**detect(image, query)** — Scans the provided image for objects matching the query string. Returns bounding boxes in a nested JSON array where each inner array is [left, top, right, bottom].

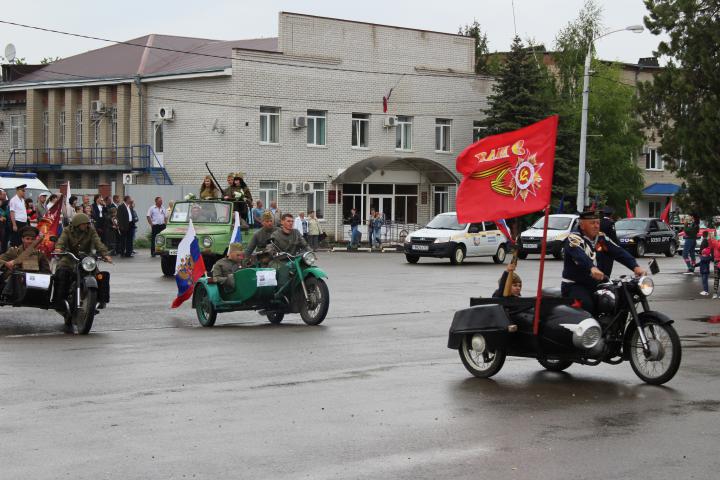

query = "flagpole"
[[532, 205, 551, 335]]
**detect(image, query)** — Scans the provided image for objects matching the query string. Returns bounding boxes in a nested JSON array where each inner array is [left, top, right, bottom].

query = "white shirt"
[[9, 195, 27, 223], [147, 205, 167, 225]]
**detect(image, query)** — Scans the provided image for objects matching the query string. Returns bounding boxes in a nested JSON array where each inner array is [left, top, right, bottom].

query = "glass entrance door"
[[368, 195, 393, 222]]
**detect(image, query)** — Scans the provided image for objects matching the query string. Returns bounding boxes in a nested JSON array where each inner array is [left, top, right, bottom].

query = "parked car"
[[0, 171, 51, 203], [518, 214, 579, 260], [404, 212, 508, 265], [615, 217, 678, 257]]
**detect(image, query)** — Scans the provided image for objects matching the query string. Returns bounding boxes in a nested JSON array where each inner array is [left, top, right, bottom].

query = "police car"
[[615, 217, 678, 257], [518, 213, 579, 260], [403, 212, 509, 265], [0, 171, 51, 202]]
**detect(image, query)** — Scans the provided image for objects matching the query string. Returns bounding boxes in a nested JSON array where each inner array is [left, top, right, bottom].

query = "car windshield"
[[426, 214, 467, 231], [616, 219, 649, 231], [171, 202, 231, 224], [531, 216, 573, 230]]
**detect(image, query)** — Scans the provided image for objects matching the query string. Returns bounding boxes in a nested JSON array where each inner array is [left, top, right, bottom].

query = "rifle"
[[502, 239, 520, 297], [1, 235, 44, 279], [205, 162, 226, 197]]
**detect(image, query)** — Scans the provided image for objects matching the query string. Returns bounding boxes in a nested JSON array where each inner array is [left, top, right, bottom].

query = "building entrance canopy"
[[333, 156, 459, 184]]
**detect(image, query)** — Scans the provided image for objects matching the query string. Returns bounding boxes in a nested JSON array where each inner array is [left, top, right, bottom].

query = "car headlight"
[[638, 276, 654, 296], [155, 235, 165, 246], [81, 256, 97, 272], [202, 236, 213, 248], [404, 236, 413, 244], [302, 251, 317, 266], [434, 237, 450, 244]]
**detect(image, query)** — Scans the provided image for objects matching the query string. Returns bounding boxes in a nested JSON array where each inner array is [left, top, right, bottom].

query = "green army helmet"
[[71, 213, 91, 227]]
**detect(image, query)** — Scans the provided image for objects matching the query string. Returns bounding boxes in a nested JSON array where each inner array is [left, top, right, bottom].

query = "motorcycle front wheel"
[[71, 283, 96, 335], [299, 277, 329, 325], [628, 321, 681, 385], [458, 334, 506, 378]]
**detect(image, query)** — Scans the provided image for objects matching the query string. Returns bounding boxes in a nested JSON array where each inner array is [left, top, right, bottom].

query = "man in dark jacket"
[[116, 196, 133, 257], [598, 206, 619, 275]]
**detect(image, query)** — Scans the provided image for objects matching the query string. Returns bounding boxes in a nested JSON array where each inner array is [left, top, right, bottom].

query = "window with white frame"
[[259, 180, 279, 208], [473, 120, 485, 143], [648, 200, 662, 217], [10, 114, 26, 149], [396, 115, 413, 150], [645, 147, 663, 170], [351, 113, 369, 148], [433, 185, 450, 215], [307, 110, 326, 146], [58, 111, 66, 148], [306, 182, 325, 219], [260, 106, 280, 144], [153, 122, 164, 154], [435, 118, 451, 152], [75, 109, 83, 151], [43, 111, 49, 149]]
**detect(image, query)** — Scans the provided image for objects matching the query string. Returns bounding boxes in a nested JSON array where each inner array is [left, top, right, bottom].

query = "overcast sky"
[[1, 0, 662, 65]]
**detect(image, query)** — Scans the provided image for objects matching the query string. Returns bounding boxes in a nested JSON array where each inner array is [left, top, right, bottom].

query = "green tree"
[[636, 0, 720, 219], [459, 20, 493, 75], [40, 56, 62, 64]]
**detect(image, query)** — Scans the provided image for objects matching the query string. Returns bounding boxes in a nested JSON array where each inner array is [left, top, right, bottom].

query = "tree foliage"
[[459, 20, 493, 75], [636, 0, 720, 219]]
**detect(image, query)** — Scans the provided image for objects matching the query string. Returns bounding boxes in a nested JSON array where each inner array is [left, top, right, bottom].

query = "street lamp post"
[[576, 25, 644, 213]]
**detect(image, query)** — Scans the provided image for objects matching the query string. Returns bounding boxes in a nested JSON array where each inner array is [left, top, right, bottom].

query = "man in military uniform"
[[0, 226, 51, 302], [209, 243, 244, 293], [244, 211, 278, 258], [561, 209, 645, 312], [269, 213, 309, 287], [52, 213, 112, 311]]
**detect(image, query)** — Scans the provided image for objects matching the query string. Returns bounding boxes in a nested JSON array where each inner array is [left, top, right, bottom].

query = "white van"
[[518, 213, 579, 259], [404, 212, 509, 265], [0, 172, 51, 203]]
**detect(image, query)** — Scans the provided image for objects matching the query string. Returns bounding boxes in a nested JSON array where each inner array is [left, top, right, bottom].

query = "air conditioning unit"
[[383, 115, 397, 128], [158, 106, 174, 121], [122, 173, 137, 185], [282, 181, 297, 194], [302, 181, 315, 194], [91, 100, 105, 114], [292, 116, 307, 129]]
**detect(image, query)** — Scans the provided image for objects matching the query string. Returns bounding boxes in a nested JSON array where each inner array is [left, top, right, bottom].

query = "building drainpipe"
[[334, 181, 339, 243], [134, 75, 144, 168]]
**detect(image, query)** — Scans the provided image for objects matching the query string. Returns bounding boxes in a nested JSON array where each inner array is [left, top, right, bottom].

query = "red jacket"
[[708, 236, 720, 262]]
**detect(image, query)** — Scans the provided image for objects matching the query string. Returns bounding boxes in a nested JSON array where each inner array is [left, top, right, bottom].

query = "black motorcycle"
[[448, 275, 681, 385]]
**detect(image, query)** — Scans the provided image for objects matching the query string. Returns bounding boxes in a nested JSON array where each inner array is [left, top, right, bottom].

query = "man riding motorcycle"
[[561, 209, 645, 312], [52, 213, 113, 311], [269, 213, 309, 286]]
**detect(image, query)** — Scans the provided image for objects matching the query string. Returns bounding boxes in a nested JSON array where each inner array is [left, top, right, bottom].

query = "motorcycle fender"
[[302, 267, 328, 280], [622, 311, 674, 359], [82, 276, 98, 289], [192, 281, 222, 308], [448, 304, 510, 350]]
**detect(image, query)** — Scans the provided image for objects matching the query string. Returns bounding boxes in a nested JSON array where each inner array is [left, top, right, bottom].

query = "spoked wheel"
[[194, 284, 217, 327], [266, 312, 285, 324], [628, 321, 681, 385], [71, 283, 96, 335], [538, 358, 573, 372], [450, 246, 465, 265], [299, 277, 330, 325], [458, 334, 506, 378], [492, 245, 507, 264]]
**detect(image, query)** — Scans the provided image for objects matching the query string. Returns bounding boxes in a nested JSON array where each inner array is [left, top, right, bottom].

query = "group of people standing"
[[83, 194, 140, 258], [347, 208, 385, 249], [680, 215, 720, 298]]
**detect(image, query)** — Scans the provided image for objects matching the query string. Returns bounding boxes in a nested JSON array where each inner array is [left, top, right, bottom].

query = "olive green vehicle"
[[155, 200, 242, 276]]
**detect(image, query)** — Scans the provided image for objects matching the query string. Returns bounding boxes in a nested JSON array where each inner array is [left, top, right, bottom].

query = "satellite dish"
[[4, 43, 16, 63]]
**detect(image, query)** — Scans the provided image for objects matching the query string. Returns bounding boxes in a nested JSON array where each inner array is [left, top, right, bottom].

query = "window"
[[307, 110, 326, 146], [43, 111, 49, 149], [342, 183, 362, 223], [153, 122, 164, 154], [435, 118, 451, 152], [58, 111, 66, 148], [259, 181, 279, 208], [111, 107, 117, 149], [645, 147, 663, 170], [473, 121, 485, 142], [351, 113, 369, 148], [260, 106, 280, 144], [75, 109, 83, 151], [648, 201, 662, 218], [395, 185, 418, 224], [307, 182, 326, 219], [396, 116, 412, 150], [10, 114, 26, 149], [433, 185, 449, 215]]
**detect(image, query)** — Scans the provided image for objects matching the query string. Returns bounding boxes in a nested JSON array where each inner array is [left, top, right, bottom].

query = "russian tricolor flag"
[[496, 218, 514, 245], [171, 219, 207, 308], [230, 211, 242, 244]]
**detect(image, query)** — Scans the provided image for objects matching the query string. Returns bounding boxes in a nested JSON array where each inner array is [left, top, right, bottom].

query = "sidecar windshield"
[[171, 202, 231, 224]]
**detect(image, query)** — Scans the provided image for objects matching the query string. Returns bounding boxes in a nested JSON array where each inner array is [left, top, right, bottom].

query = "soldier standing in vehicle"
[[210, 243, 244, 293]]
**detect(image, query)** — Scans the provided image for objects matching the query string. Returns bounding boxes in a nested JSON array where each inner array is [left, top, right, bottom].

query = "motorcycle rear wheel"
[[538, 358, 573, 372], [194, 284, 217, 327], [71, 284, 96, 335], [459, 334, 506, 378], [628, 321, 681, 385], [299, 277, 329, 325]]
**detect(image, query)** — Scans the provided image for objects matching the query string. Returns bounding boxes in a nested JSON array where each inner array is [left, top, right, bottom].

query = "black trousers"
[[561, 282, 595, 315], [150, 224, 166, 256], [11, 221, 27, 247]]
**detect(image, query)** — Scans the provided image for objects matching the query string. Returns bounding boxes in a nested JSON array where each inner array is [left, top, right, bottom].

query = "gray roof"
[[7, 34, 278, 85]]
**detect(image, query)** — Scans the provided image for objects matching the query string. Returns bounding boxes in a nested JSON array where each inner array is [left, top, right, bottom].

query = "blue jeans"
[[350, 226, 360, 246], [701, 273, 709, 292], [373, 227, 382, 246], [682, 239, 697, 271]]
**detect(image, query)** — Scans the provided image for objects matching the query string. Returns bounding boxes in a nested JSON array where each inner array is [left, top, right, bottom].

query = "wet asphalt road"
[[1, 251, 719, 479]]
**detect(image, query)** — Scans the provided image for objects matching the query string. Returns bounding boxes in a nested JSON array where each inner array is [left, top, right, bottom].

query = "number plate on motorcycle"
[[168, 250, 178, 256], [412, 245, 429, 251], [256, 270, 277, 287], [26, 273, 51, 289]]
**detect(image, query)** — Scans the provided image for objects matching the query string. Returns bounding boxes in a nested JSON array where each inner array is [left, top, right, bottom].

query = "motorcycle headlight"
[[155, 235, 165, 246], [638, 276, 654, 296], [202, 236, 213, 248], [434, 237, 450, 244], [302, 251, 317, 266], [81, 256, 97, 272]]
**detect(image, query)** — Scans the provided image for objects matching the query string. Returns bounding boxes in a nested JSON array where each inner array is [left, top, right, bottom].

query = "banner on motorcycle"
[[455, 115, 559, 222], [171, 219, 206, 308], [36, 195, 65, 256]]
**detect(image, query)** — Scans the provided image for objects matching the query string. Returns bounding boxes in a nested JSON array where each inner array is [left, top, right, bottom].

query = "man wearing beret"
[[210, 243, 244, 293], [561, 209, 645, 312], [0, 226, 51, 302]]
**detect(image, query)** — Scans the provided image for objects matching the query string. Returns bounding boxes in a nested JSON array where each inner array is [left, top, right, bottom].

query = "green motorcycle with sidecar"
[[191, 249, 329, 326]]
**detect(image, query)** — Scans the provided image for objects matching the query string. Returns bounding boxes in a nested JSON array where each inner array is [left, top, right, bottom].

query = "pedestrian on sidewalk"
[[147, 196, 167, 257], [307, 211, 321, 251], [699, 247, 712, 296], [708, 228, 720, 298], [372, 211, 384, 249], [348, 208, 361, 249], [367, 207, 376, 247], [681, 214, 700, 274]]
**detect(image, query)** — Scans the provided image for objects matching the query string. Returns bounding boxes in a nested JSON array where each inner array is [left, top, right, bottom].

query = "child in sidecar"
[[209, 243, 244, 293], [0, 226, 51, 304], [492, 263, 522, 298]]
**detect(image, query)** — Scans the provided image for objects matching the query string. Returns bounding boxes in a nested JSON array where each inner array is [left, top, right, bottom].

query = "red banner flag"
[[36, 195, 64, 257], [456, 115, 559, 222], [625, 199, 634, 218], [660, 198, 672, 223]]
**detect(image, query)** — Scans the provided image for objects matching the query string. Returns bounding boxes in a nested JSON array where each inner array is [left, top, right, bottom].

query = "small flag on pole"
[[496, 219, 514, 244], [230, 211, 243, 244], [171, 219, 206, 308]]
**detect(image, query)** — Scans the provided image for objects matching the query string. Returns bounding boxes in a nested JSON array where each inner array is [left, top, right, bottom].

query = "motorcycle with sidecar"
[[192, 249, 329, 326], [448, 274, 681, 385]]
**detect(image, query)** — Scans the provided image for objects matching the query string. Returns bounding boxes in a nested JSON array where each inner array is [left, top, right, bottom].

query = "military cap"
[[16, 184, 27, 190], [228, 242, 243, 253], [578, 209, 601, 220], [261, 210, 274, 221], [20, 226, 39, 238]]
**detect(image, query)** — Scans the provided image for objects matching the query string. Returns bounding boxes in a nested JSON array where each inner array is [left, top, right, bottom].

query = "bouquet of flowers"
[[233, 190, 245, 201], [184, 193, 197, 201]]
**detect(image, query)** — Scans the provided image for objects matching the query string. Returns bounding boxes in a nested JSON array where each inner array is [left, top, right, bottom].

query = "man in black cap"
[[561, 209, 645, 312]]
